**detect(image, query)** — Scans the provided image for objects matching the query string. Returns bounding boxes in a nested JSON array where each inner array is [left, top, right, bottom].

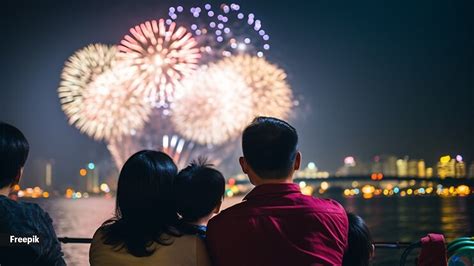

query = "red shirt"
[[207, 183, 348, 266]]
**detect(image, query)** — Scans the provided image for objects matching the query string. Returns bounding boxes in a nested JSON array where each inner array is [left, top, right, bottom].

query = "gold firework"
[[221, 54, 293, 119], [61, 64, 152, 141], [171, 62, 254, 145], [58, 43, 117, 108], [118, 19, 201, 107]]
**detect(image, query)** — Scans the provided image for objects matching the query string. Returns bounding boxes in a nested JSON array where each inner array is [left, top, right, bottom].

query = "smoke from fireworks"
[[106, 110, 237, 170], [221, 54, 293, 119], [63, 64, 152, 141], [118, 19, 201, 107], [171, 62, 253, 145]]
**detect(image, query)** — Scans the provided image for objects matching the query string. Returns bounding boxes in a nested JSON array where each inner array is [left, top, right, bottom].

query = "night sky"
[[1, 0, 473, 186]]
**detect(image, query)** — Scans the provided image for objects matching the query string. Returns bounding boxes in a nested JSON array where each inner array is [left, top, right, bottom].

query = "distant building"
[[336, 156, 369, 176], [370, 155, 395, 176], [84, 163, 100, 193], [437, 156, 450, 178], [417, 160, 426, 178], [371, 160, 382, 175], [437, 155, 460, 178], [45, 162, 53, 187], [426, 167, 434, 178], [455, 159, 466, 178], [396, 157, 408, 177], [28, 159, 54, 189], [295, 162, 330, 178], [447, 159, 456, 177], [407, 160, 418, 177], [468, 162, 474, 178], [382, 156, 398, 177]]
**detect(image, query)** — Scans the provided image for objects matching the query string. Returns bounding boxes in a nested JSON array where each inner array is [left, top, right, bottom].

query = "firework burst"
[[221, 54, 293, 119], [166, 3, 270, 62], [62, 65, 152, 141], [118, 19, 201, 107], [171, 61, 253, 145], [58, 43, 117, 107]]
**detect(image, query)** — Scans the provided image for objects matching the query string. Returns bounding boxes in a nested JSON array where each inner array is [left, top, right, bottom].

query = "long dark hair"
[[101, 150, 180, 257], [343, 213, 374, 266]]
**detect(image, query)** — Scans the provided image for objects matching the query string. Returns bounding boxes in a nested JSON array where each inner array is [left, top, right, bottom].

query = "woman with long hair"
[[89, 150, 211, 265]]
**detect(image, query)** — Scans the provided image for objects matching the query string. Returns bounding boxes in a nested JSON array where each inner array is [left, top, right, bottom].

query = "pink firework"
[[118, 19, 201, 107]]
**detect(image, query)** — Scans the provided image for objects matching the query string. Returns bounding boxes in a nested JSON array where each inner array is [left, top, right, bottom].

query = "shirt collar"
[[244, 183, 301, 200]]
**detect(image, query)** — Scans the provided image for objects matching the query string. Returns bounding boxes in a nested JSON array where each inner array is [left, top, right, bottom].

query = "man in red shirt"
[[207, 117, 348, 266]]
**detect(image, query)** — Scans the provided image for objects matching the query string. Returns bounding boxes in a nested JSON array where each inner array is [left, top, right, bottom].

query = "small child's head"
[[174, 158, 225, 224], [343, 213, 374, 266]]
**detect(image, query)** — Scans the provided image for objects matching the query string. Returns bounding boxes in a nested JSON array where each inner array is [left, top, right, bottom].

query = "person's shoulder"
[[208, 200, 249, 226], [24, 201, 50, 217], [175, 234, 205, 245], [305, 195, 346, 214], [90, 225, 122, 265], [1, 197, 51, 225], [91, 225, 110, 246], [164, 234, 205, 255], [0, 196, 39, 213], [90, 225, 113, 262], [171, 235, 211, 266], [92, 226, 106, 239]]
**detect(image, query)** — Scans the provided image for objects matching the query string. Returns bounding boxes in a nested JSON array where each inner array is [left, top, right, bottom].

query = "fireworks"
[[171, 62, 253, 145], [64, 65, 152, 141], [58, 4, 294, 173], [221, 54, 293, 119], [166, 3, 270, 61], [118, 19, 201, 107], [58, 43, 117, 110]]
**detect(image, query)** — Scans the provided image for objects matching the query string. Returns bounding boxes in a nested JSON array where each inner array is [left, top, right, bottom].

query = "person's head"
[[0, 122, 29, 190], [103, 150, 179, 257], [239, 116, 301, 185], [174, 158, 225, 224], [343, 213, 374, 266]]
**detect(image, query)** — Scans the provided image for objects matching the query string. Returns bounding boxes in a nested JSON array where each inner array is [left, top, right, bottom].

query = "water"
[[27, 196, 474, 265], [340, 195, 474, 265]]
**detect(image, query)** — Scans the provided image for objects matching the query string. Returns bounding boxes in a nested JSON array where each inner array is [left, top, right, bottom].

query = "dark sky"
[[1, 0, 473, 185]]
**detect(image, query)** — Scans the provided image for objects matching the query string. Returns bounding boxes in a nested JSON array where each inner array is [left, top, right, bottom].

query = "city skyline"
[[14, 152, 474, 201], [18, 152, 474, 193]]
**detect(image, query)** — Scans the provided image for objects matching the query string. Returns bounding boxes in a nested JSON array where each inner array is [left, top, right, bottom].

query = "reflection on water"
[[340, 195, 474, 265], [29, 196, 474, 265], [32, 197, 115, 265]]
